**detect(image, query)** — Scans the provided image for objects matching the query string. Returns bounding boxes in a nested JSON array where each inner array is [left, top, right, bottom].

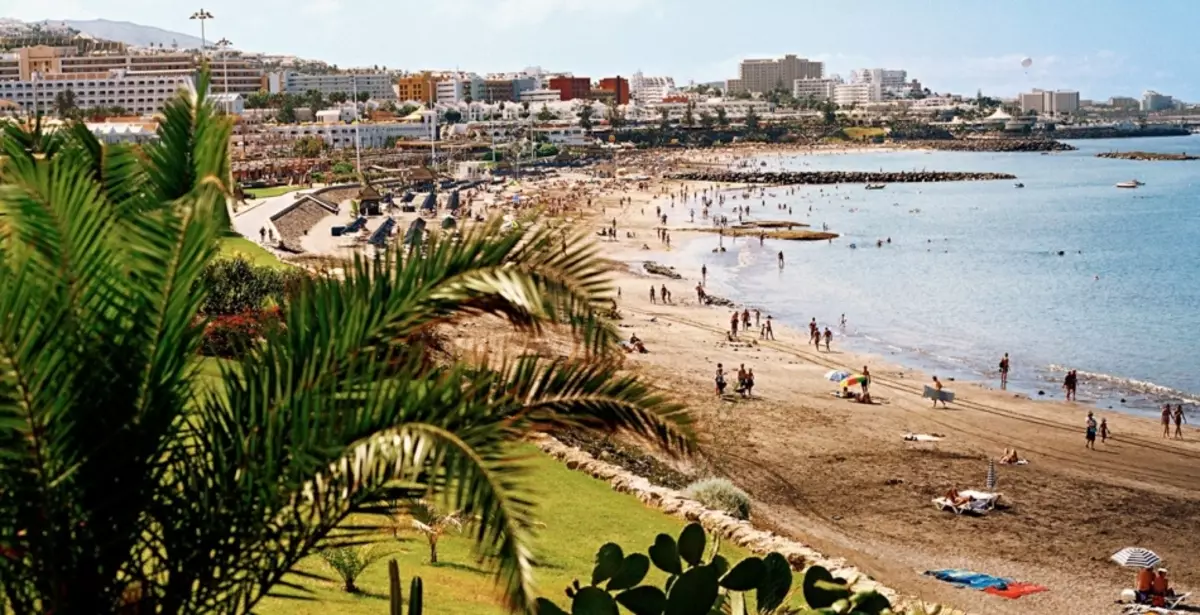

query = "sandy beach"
[[257, 145, 1200, 615], [580, 169, 1200, 615]]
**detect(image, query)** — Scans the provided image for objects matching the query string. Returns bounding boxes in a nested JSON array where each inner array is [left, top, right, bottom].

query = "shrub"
[[320, 545, 384, 593], [200, 308, 282, 358], [684, 478, 751, 520], [201, 257, 306, 316]]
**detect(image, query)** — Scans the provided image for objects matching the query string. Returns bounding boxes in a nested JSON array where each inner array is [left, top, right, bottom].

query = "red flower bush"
[[200, 307, 283, 358]]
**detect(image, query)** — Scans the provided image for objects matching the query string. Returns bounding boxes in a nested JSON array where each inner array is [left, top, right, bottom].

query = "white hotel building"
[[263, 115, 435, 149], [792, 77, 842, 102], [268, 71, 396, 100], [629, 71, 675, 103], [0, 69, 194, 116], [833, 82, 883, 106]]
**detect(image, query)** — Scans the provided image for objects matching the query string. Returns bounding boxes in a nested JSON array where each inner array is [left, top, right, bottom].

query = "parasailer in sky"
[[1021, 57, 1033, 75]]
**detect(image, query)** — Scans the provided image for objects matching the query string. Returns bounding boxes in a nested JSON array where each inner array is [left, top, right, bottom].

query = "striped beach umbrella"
[[986, 459, 997, 490], [1111, 547, 1162, 569]]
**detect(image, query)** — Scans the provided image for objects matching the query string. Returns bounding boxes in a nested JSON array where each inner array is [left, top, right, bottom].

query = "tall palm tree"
[[0, 73, 690, 614]]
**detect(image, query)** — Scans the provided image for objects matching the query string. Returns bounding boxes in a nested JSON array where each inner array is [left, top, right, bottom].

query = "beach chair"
[[932, 497, 990, 516]]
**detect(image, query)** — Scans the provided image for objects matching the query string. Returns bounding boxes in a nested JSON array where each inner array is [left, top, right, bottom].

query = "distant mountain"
[[39, 19, 205, 50]]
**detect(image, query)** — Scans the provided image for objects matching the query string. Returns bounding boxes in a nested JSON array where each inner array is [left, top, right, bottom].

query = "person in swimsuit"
[[1100, 418, 1110, 443], [1085, 411, 1097, 450], [714, 363, 727, 396], [1174, 404, 1187, 439], [823, 327, 833, 351], [729, 312, 739, 337], [998, 353, 1010, 390], [1162, 404, 1172, 438], [931, 376, 948, 408], [1064, 370, 1077, 401]]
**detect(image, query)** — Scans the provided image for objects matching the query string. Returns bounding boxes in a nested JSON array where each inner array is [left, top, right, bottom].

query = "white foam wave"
[[1047, 364, 1200, 405]]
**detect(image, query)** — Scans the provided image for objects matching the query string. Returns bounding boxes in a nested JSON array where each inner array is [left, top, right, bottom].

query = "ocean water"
[[664, 135, 1200, 417]]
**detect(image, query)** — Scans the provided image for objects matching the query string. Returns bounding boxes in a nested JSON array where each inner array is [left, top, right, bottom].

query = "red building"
[[597, 77, 630, 105], [549, 76, 592, 101]]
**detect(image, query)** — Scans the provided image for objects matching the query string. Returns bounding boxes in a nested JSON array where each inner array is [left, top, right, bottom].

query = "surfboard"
[[923, 386, 955, 403]]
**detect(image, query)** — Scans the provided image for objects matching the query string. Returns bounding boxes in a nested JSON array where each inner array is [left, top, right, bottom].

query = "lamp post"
[[189, 9, 214, 57], [215, 38, 232, 113]]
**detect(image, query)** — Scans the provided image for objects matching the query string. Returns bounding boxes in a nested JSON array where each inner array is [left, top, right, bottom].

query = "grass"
[[246, 185, 303, 200], [217, 235, 289, 269], [841, 127, 886, 141], [253, 447, 768, 615]]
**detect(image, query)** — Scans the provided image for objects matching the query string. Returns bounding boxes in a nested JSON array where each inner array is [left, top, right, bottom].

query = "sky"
[[5, 0, 1198, 101]]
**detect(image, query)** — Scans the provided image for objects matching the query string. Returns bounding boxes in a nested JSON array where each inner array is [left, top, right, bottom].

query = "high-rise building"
[[597, 77, 630, 105], [548, 76, 591, 101], [731, 54, 823, 94], [270, 71, 395, 99], [833, 82, 882, 106], [395, 72, 436, 104], [793, 77, 842, 102], [629, 71, 675, 103], [1018, 89, 1080, 114], [1107, 96, 1139, 109], [1142, 90, 1174, 112]]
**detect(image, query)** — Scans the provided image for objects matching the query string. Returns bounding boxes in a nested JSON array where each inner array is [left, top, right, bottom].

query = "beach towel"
[[984, 582, 1049, 599]]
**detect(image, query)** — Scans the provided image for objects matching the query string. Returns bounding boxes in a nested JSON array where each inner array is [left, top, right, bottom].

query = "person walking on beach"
[[754, 309, 761, 329], [861, 365, 871, 396], [661, 284, 670, 304], [1063, 370, 1078, 401], [931, 376, 948, 408], [742, 309, 751, 330], [730, 312, 739, 337], [1100, 418, 1110, 443], [840, 313, 847, 328], [701, 264, 707, 285], [1162, 404, 1172, 438], [823, 327, 833, 351], [1174, 404, 1187, 439], [998, 353, 1011, 390], [714, 363, 727, 396], [649, 285, 656, 304], [764, 316, 775, 340], [1085, 412, 1098, 450], [778, 251, 784, 269]]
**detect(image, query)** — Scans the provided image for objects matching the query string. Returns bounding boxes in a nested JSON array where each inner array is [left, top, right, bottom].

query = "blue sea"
[[664, 135, 1200, 417]]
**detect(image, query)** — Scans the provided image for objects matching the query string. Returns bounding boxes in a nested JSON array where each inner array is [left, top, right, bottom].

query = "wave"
[[1047, 364, 1200, 406]]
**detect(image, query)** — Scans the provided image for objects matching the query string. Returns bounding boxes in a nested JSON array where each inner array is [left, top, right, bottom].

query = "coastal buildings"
[[792, 77, 842, 102], [850, 68, 908, 90], [596, 77, 630, 105], [268, 71, 395, 99], [0, 68, 195, 115], [629, 72, 675, 103], [519, 88, 561, 103], [395, 72, 436, 104], [833, 82, 882, 106], [548, 76, 591, 101], [436, 74, 485, 104], [1107, 96, 1140, 110], [263, 116, 433, 149], [1142, 90, 1174, 112], [728, 54, 823, 95], [1018, 89, 1080, 114]]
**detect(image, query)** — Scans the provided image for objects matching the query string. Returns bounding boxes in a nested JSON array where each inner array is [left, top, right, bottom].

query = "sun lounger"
[[932, 497, 990, 515]]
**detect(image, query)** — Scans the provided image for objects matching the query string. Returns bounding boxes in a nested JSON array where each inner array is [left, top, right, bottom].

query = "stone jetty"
[[900, 138, 1075, 152], [643, 261, 682, 279], [671, 169, 1016, 185], [1097, 151, 1198, 161]]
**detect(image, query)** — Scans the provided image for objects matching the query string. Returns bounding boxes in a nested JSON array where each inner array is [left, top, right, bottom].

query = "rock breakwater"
[[900, 139, 1075, 152], [671, 169, 1016, 185], [1097, 151, 1198, 161]]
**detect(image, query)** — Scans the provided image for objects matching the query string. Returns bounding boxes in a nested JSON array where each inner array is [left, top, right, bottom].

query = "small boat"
[[1115, 181, 1139, 189], [1014, 182, 1025, 188], [865, 184, 886, 190]]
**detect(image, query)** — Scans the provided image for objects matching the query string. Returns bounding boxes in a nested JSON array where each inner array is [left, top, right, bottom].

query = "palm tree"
[[406, 500, 465, 564], [0, 72, 689, 615]]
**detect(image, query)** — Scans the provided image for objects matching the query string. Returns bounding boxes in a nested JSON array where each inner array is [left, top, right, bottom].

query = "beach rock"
[[1096, 151, 1198, 161], [898, 138, 1075, 153], [702, 294, 735, 307], [670, 169, 1018, 185], [643, 261, 682, 279]]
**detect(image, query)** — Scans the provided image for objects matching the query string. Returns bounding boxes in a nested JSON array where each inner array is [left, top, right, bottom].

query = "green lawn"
[[841, 127, 886, 140], [253, 448, 765, 615], [246, 185, 303, 200], [217, 236, 288, 269]]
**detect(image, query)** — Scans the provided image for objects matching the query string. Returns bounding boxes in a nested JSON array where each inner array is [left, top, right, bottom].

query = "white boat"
[[1115, 181, 1139, 189]]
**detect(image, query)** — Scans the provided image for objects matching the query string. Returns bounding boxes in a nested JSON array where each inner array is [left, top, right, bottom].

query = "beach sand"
[[584, 174, 1200, 615], [279, 148, 1200, 615]]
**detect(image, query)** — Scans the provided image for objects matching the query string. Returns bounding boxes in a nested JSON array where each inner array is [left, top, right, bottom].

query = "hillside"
[[39, 18, 204, 49]]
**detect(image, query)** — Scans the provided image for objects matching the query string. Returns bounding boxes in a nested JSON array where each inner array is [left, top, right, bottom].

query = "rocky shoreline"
[[897, 138, 1076, 152], [671, 169, 1016, 185], [1096, 151, 1198, 161]]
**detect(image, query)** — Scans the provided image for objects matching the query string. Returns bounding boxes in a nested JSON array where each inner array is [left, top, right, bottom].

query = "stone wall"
[[532, 435, 921, 608], [271, 199, 333, 253]]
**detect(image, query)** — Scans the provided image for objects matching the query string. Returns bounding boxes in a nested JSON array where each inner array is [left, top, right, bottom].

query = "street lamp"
[[189, 9, 214, 56], [215, 37, 232, 113]]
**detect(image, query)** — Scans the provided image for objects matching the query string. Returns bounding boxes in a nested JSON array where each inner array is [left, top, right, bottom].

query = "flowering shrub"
[[200, 308, 282, 358]]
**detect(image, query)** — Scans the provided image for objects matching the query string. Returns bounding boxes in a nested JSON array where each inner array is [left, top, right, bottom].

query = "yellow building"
[[395, 72, 435, 105]]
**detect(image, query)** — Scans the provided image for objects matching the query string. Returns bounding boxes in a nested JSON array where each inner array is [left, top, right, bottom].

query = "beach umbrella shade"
[[839, 375, 868, 388], [825, 370, 852, 382], [1111, 547, 1161, 568]]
